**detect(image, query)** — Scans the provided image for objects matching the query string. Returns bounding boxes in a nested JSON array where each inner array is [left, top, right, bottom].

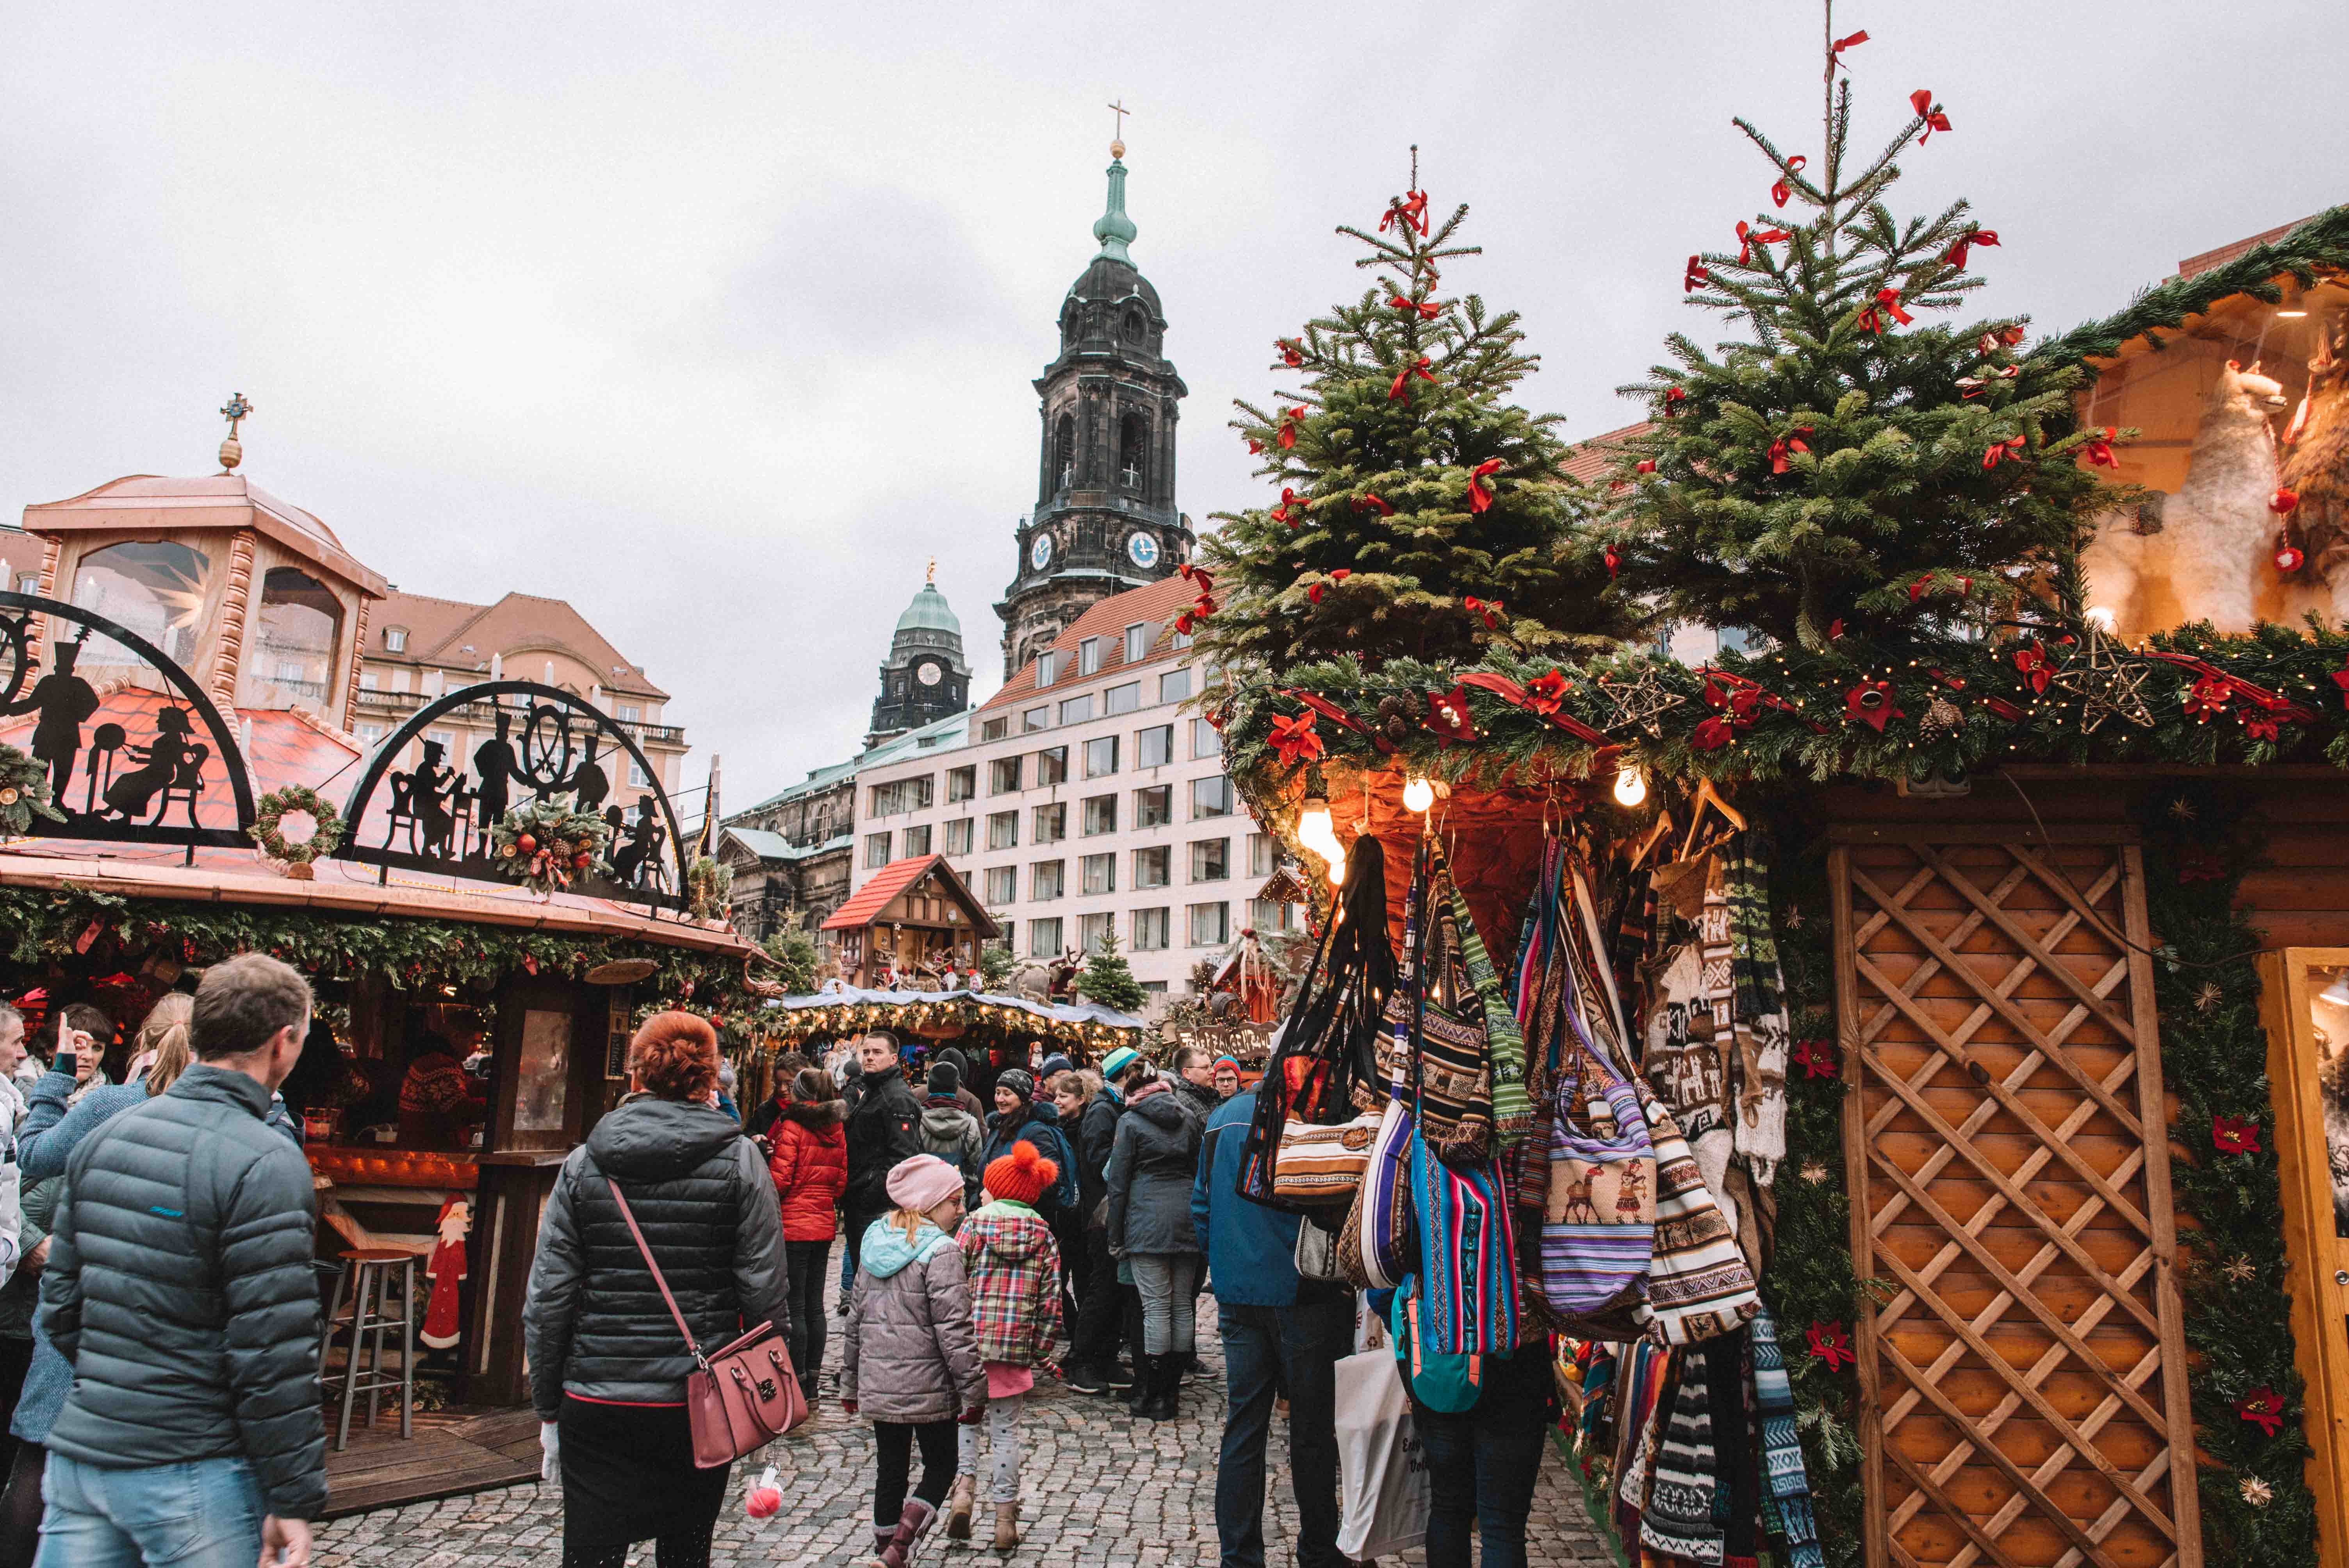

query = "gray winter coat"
[[41, 1065, 325, 1518], [840, 1217, 984, 1423], [918, 1101, 984, 1199], [523, 1095, 790, 1419], [1104, 1082, 1202, 1257]]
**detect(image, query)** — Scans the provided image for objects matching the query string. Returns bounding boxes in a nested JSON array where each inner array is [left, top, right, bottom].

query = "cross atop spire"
[[1107, 98, 1131, 159], [217, 392, 254, 473]]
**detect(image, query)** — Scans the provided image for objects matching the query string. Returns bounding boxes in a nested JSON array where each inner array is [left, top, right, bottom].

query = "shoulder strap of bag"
[[605, 1176, 708, 1369]]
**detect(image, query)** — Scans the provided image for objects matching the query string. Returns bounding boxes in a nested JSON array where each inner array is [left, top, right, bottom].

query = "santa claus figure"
[[420, 1197, 471, 1351]]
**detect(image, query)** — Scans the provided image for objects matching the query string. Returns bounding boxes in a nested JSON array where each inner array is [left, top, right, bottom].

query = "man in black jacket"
[[840, 1031, 921, 1283], [41, 953, 323, 1568]]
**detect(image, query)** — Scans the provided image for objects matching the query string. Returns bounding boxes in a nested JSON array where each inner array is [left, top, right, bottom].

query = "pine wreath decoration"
[[487, 798, 613, 898], [248, 784, 346, 873], [0, 745, 66, 836]]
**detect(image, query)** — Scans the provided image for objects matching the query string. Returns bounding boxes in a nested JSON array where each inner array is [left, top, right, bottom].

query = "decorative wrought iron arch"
[[0, 589, 258, 859], [333, 679, 688, 911]]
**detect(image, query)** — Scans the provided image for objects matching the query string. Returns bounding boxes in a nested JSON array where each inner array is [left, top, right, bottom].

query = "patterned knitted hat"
[[983, 1140, 1060, 1207], [995, 1067, 1035, 1103]]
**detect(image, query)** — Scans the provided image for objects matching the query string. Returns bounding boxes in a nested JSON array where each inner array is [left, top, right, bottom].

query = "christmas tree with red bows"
[[1191, 156, 1629, 681], [1604, 29, 2120, 651]]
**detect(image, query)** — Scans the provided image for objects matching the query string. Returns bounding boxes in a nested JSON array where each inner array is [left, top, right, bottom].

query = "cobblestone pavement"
[[317, 1296, 1614, 1568]]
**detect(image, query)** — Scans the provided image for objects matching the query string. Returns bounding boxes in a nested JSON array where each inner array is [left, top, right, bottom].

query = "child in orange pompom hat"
[[947, 1142, 1064, 1550]]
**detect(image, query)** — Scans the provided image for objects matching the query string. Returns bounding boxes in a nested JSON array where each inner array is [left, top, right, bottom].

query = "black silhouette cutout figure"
[[569, 732, 611, 816], [471, 711, 519, 828], [27, 638, 100, 805], [411, 741, 464, 859], [103, 707, 204, 821], [612, 798, 665, 887], [81, 723, 127, 815]]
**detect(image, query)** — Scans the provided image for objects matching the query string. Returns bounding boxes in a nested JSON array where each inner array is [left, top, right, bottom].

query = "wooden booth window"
[[1830, 826, 2200, 1568]]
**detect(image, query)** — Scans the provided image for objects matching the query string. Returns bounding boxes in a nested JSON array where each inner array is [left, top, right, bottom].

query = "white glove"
[[539, 1421, 559, 1482]]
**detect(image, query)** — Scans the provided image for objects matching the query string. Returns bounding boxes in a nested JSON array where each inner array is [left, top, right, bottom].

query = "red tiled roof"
[[2178, 218, 2320, 280], [979, 575, 1199, 715], [372, 590, 668, 700], [1562, 421, 1653, 483]]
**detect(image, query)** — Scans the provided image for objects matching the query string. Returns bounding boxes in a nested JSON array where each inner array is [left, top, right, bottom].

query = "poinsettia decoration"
[[1793, 1039, 1839, 1080], [1266, 711, 1323, 769], [1805, 1320, 1856, 1372], [2212, 1114, 2262, 1155], [2236, 1386, 2285, 1437]]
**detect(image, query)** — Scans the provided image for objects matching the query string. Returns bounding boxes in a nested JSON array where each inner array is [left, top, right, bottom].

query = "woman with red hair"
[[523, 1011, 789, 1568]]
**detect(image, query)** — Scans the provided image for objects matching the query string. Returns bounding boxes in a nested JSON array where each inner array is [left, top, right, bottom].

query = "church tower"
[[995, 138, 1191, 679], [868, 567, 971, 749]]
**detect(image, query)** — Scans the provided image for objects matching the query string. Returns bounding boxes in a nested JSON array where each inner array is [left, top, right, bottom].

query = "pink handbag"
[[607, 1178, 808, 1466]]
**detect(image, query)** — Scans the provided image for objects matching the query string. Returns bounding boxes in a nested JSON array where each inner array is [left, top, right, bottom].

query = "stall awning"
[[770, 984, 1142, 1034]]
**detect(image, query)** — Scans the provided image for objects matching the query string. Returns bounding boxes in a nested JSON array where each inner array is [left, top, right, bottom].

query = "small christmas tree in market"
[[1603, 31, 2119, 651], [1075, 930, 1147, 1015], [1191, 151, 1630, 684]]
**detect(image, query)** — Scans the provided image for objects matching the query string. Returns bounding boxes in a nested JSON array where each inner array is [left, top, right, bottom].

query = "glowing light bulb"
[[1612, 768, 1648, 808], [1402, 776, 1435, 813], [2085, 605, 2116, 631], [1297, 796, 1347, 887]]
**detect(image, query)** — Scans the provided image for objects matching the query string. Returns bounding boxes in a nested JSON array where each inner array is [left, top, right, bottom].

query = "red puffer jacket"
[[767, 1098, 849, 1242]]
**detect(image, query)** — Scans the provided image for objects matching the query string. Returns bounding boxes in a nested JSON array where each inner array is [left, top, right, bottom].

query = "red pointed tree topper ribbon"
[[1806, 1320, 1856, 1371], [1683, 255, 1709, 294], [1380, 190, 1430, 236], [1467, 458, 1502, 514], [1859, 288, 1913, 335], [1771, 155, 1807, 209], [1266, 711, 1324, 768], [1944, 229, 1999, 270], [1389, 356, 1435, 401], [1736, 221, 1789, 265], [1845, 679, 1902, 732], [1909, 89, 1952, 143]]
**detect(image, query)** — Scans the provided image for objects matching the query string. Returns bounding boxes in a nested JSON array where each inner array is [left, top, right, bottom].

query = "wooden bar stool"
[[324, 1248, 419, 1449]]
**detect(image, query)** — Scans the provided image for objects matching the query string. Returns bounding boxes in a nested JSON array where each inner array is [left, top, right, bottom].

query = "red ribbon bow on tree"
[[1793, 1039, 1839, 1079], [1463, 596, 1504, 630], [1389, 356, 1435, 401], [1305, 568, 1350, 604], [1909, 89, 1952, 144], [1682, 255, 1710, 294], [1663, 386, 1688, 415], [1982, 436, 2026, 469], [1828, 29, 1868, 75], [1181, 562, 1214, 592], [1806, 1320, 1857, 1371], [1273, 487, 1307, 526], [1604, 543, 1621, 580], [2013, 643, 2051, 694], [1845, 679, 1902, 732], [2081, 425, 2119, 465], [1381, 190, 1430, 235], [1858, 288, 1912, 335], [1357, 492, 1393, 517], [1957, 366, 2021, 398], [1278, 338, 1305, 367], [1455, 671, 1612, 745], [1246, 438, 1263, 454], [1426, 685, 1477, 743], [1771, 155, 1807, 209], [2237, 1387, 2286, 1437], [1768, 428, 1813, 474], [1266, 712, 1324, 768], [1736, 220, 1790, 265], [1944, 229, 1999, 270], [1278, 407, 1305, 449], [2244, 712, 2282, 742], [1387, 294, 1441, 321], [1635, 459, 1657, 475], [1468, 458, 1502, 514]]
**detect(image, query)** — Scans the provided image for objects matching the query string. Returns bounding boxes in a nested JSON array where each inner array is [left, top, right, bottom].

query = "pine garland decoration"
[[0, 744, 67, 836]]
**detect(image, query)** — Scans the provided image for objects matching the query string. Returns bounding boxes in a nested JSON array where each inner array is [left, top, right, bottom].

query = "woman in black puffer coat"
[[524, 1012, 790, 1568]]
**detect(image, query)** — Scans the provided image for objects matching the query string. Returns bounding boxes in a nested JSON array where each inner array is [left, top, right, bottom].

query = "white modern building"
[[848, 576, 1294, 1014]]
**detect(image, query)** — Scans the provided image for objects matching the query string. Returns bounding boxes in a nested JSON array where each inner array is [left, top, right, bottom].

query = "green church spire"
[[1093, 156, 1136, 262]]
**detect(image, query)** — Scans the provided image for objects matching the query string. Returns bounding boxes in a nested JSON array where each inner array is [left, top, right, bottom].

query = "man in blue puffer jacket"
[[1193, 1087, 1354, 1568]]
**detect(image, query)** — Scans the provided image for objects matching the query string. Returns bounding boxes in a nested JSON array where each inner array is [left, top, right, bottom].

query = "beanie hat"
[[1101, 1046, 1142, 1082], [937, 1047, 970, 1078], [1039, 1053, 1073, 1079], [1214, 1056, 1240, 1073], [926, 1060, 961, 1097], [983, 1140, 1060, 1207], [885, 1154, 964, 1215], [995, 1067, 1035, 1103]]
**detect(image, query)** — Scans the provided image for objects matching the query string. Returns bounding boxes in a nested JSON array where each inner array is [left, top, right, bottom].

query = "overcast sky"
[[4, 2, 2341, 811]]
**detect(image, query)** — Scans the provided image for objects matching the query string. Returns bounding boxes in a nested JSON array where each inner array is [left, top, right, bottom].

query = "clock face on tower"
[[914, 659, 943, 687], [1125, 531, 1160, 570], [1030, 533, 1054, 571]]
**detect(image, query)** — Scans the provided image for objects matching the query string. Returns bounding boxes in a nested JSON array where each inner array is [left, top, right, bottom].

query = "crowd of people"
[[0, 980, 1559, 1568]]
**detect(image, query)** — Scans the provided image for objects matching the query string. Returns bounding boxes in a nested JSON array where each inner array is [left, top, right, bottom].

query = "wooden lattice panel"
[[1830, 827, 2200, 1568]]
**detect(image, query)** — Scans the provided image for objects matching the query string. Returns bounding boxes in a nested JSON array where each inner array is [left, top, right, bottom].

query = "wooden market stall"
[[820, 852, 996, 988]]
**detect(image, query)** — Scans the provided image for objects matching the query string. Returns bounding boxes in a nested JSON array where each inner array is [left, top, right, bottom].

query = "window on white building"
[[1081, 853, 1116, 895], [1134, 845, 1171, 889], [1105, 681, 1140, 716], [865, 831, 892, 868], [1188, 902, 1230, 947], [944, 818, 974, 855], [629, 758, 651, 788], [903, 823, 932, 857], [1031, 861, 1065, 902], [1133, 907, 1171, 950], [1032, 802, 1066, 843], [985, 866, 1017, 905], [1078, 638, 1101, 675], [1160, 667, 1192, 704], [1059, 694, 1093, 726], [1137, 725, 1173, 770], [988, 811, 1018, 851], [1190, 718, 1220, 760], [358, 723, 385, 747], [1082, 795, 1117, 836], [1124, 623, 1150, 663], [947, 766, 976, 803], [1084, 736, 1118, 778], [1191, 838, 1230, 882], [1135, 785, 1172, 829], [1022, 706, 1050, 733], [1030, 917, 1063, 957], [1037, 746, 1068, 786], [1249, 832, 1282, 877], [1192, 777, 1235, 819], [990, 757, 1024, 795], [981, 716, 1010, 741], [1036, 651, 1060, 686], [358, 671, 380, 691], [1078, 911, 1113, 955]]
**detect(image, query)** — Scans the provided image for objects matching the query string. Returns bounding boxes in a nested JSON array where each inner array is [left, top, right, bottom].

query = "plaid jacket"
[[956, 1199, 1061, 1367]]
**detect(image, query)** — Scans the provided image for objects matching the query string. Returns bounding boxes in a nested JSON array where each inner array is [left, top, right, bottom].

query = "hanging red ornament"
[[2276, 538, 2305, 574], [1604, 543, 1620, 580], [2012, 643, 2052, 694], [1793, 1039, 1839, 1079], [2271, 486, 2301, 514], [1635, 459, 1657, 476], [1278, 338, 1305, 367], [1736, 220, 1790, 265], [1468, 458, 1502, 513], [1982, 436, 2026, 469], [2236, 1387, 2286, 1437], [1266, 712, 1324, 768], [1388, 356, 1435, 401], [2081, 425, 2119, 466], [1279, 407, 1305, 450], [1771, 155, 1807, 208], [1943, 228, 1999, 270], [1805, 1320, 1856, 1372], [1387, 294, 1440, 321], [1682, 255, 1709, 293], [1845, 679, 1902, 732], [1908, 89, 1952, 143], [1663, 385, 1688, 415], [1426, 686, 1477, 743]]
